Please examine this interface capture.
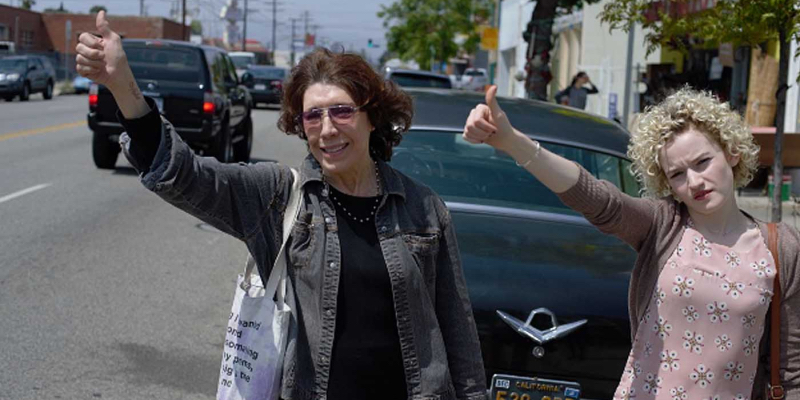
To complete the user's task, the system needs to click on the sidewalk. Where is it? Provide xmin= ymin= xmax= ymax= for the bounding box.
xmin=736 ymin=193 xmax=800 ymax=230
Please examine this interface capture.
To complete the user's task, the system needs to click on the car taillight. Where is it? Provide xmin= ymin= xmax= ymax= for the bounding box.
xmin=89 ymin=83 xmax=98 ymax=108
xmin=271 ymin=81 xmax=282 ymax=90
xmin=203 ymin=92 xmax=215 ymax=114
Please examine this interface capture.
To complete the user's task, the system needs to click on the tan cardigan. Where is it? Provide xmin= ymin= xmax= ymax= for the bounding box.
xmin=557 ymin=166 xmax=800 ymax=398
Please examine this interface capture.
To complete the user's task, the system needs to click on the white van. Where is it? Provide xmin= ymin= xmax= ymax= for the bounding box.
xmin=0 ymin=41 xmax=16 ymax=56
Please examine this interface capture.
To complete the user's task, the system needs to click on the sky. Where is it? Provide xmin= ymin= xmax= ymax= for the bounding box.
xmin=6 ymin=0 xmax=392 ymax=62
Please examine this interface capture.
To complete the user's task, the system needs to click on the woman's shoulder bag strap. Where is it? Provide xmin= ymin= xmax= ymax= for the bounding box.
xmin=767 ymin=222 xmax=784 ymax=400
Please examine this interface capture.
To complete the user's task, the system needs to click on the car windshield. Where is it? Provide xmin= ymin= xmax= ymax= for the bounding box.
xmin=390 ymin=130 xmax=639 ymax=214
xmin=250 ymin=68 xmax=285 ymax=79
xmin=0 ymin=59 xmax=26 ymax=71
xmin=390 ymin=72 xmax=452 ymax=89
xmin=230 ymin=55 xmax=255 ymax=69
xmin=125 ymin=45 xmax=202 ymax=83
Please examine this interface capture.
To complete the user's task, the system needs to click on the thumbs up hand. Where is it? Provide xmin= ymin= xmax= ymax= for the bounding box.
xmin=75 ymin=11 xmax=129 ymax=90
xmin=462 ymin=85 xmax=516 ymax=152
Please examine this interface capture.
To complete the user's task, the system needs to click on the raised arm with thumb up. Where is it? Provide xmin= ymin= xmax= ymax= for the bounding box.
xmin=75 ymin=11 xmax=149 ymax=119
xmin=462 ymin=85 xmax=580 ymax=193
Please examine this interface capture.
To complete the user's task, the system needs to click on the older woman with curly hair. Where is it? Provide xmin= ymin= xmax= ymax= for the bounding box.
xmin=75 ymin=12 xmax=487 ymax=400
xmin=464 ymin=85 xmax=800 ymax=399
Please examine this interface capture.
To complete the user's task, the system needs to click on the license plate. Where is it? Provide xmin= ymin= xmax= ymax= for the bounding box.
xmin=153 ymin=97 xmax=164 ymax=113
xmin=254 ymin=84 xmax=266 ymax=90
xmin=490 ymin=374 xmax=581 ymax=400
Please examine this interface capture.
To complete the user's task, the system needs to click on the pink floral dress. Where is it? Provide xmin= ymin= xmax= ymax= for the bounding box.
xmin=614 ymin=220 xmax=776 ymax=400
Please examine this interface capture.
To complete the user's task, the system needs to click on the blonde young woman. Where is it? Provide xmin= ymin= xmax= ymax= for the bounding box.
xmin=463 ymin=86 xmax=800 ymax=399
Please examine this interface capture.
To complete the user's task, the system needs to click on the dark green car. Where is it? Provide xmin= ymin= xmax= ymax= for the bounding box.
xmin=390 ymin=89 xmax=639 ymax=400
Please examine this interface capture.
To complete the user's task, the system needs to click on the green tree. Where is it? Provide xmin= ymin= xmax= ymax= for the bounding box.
xmin=600 ymin=0 xmax=800 ymax=222
xmin=191 ymin=20 xmax=203 ymax=36
xmin=20 ymin=0 xmax=35 ymax=10
xmin=521 ymin=0 xmax=601 ymax=100
xmin=90 ymin=5 xmax=107 ymax=14
xmin=378 ymin=0 xmax=492 ymax=71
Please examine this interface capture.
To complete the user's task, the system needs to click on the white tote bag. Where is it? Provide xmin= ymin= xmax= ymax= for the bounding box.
xmin=216 ymin=168 xmax=302 ymax=400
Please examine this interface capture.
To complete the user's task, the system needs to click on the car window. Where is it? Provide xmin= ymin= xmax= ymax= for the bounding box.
xmin=32 ymin=58 xmax=44 ymax=70
xmin=0 ymin=59 xmax=26 ymax=70
xmin=250 ymin=68 xmax=286 ymax=79
xmin=390 ymin=130 xmax=639 ymax=215
xmin=465 ymin=70 xmax=484 ymax=76
xmin=221 ymin=54 xmax=238 ymax=83
xmin=126 ymin=45 xmax=202 ymax=83
xmin=390 ymin=72 xmax=452 ymax=89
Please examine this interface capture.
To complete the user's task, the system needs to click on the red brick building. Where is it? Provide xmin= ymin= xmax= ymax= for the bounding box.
xmin=0 ymin=4 xmax=188 ymax=77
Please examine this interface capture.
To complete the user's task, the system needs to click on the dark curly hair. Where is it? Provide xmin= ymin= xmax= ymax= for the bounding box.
xmin=276 ymin=48 xmax=414 ymax=161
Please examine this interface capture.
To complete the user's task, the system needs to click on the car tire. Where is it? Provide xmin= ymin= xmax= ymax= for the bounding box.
xmin=43 ymin=81 xmax=54 ymax=100
xmin=233 ymin=115 xmax=253 ymax=163
xmin=92 ymin=130 xmax=120 ymax=169
xmin=19 ymin=83 xmax=30 ymax=101
xmin=210 ymin=119 xmax=233 ymax=163
xmin=3 ymin=96 xmax=14 ymax=102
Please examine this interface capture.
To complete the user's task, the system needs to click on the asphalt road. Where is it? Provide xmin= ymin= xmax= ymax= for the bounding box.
xmin=0 ymin=94 xmax=307 ymax=400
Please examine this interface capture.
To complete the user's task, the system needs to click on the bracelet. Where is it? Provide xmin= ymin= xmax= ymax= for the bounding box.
xmin=515 ymin=140 xmax=542 ymax=168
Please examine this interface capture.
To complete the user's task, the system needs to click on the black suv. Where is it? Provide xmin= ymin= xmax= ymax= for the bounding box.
xmin=0 ymin=55 xmax=56 ymax=101
xmin=88 ymin=39 xmax=254 ymax=169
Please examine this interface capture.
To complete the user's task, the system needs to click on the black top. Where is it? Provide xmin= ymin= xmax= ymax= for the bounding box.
xmin=327 ymin=186 xmax=407 ymax=400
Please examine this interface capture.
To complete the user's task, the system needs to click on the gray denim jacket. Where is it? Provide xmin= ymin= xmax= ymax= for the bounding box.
xmin=120 ymin=116 xmax=488 ymax=400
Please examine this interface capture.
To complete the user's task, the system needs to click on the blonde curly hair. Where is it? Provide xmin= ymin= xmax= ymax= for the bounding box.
xmin=627 ymin=87 xmax=760 ymax=198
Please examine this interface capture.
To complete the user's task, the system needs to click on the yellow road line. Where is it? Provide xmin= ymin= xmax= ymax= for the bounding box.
xmin=0 ymin=120 xmax=87 ymax=142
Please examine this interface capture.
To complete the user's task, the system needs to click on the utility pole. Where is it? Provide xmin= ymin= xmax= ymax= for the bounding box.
xmin=241 ymin=0 xmax=248 ymax=51
xmin=140 ymin=0 xmax=145 ymax=16
xmin=181 ymin=0 xmax=187 ymax=40
xmin=290 ymin=17 xmax=301 ymax=66
xmin=272 ymin=0 xmax=277 ymax=57
xmin=303 ymin=11 xmax=311 ymax=50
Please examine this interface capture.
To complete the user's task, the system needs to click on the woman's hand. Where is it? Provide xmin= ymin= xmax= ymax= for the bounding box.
xmin=462 ymin=85 xmax=517 ymax=152
xmin=75 ymin=11 xmax=129 ymax=91
xmin=75 ymin=11 xmax=149 ymax=119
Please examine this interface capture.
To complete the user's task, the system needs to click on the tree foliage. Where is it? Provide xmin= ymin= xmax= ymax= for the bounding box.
xmin=191 ymin=20 xmax=203 ymax=35
xmin=90 ymin=5 xmax=107 ymax=14
xmin=378 ymin=0 xmax=492 ymax=71
xmin=20 ymin=0 xmax=35 ymax=10
xmin=600 ymin=0 xmax=800 ymax=55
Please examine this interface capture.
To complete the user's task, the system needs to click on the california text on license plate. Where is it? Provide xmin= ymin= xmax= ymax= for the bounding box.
xmin=490 ymin=374 xmax=581 ymax=400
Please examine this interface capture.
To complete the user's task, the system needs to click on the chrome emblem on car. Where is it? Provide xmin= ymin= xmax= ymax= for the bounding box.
xmin=147 ymin=82 xmax=157 ymax=90
xmin=496 ymin=308 xmax=587 ymax=346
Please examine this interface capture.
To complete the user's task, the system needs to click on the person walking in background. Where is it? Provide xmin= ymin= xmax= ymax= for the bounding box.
xmin=555 ymin=72 xmax=598 ymax=110
xmin=75 ymin=11 xmax=488 ymax=400
xmin=464 ymin=85 xmax=800 ymax=399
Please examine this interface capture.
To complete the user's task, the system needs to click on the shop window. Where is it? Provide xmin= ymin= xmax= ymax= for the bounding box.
xmin=0 ymin=24 xmax=8 ymax=41
xmin=21 ymin=30 xmax=34 ymax=47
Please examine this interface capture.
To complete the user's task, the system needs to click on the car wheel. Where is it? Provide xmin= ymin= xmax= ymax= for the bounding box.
xmin=233 ymin=115 xmax=253 ymax=163
xmin=211 ymin=119 xmax=233 ymax=163
xmin=20 ymin=83 xmax=30 ymax=101
xmin=92 ymin=130 xmax=120 ymax=169
xmin=43 ymin=81 xmax=54 ymax=100
xmin=3 ymin=96 xmax=14 ymax=102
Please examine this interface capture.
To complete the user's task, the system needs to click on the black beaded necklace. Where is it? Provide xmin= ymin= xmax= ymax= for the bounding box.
xmin=326 ymin=161 xmax=381 ymax=224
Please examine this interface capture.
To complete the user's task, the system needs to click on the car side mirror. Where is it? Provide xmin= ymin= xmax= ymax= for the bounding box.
xmin=241 ymin=72 xmax=254 ymax=86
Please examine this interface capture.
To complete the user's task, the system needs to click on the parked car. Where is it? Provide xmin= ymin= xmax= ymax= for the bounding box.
xmin=72 ymin=75 xmax=92 ymax=94
xmin=88 ymin=39 xmax=253 ymax=169
xmin=228 ymin=51 xmax=257 ymax=79
xmin=389 ymin=89 xmax=638 ymax=400
xmin=0 ymin=55 xmax=56 ymax=101
xmin=383 ymin=67 xmax=452 ymax=89
xmin=240 ymin=65 xmax=287 ymax=107
xmin=460 ymin=67 xmax=488 ymax=91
